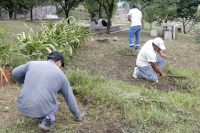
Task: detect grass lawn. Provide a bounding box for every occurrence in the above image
[0,20,200,132]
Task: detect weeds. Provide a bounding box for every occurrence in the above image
[68,70,200,132]
[117,48,137,57]
[164,64,200,92]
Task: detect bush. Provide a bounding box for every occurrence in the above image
[0,27,13,66]
[16,19,92,61]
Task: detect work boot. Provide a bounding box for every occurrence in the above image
[38,117,54,132]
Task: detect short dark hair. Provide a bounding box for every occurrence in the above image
[47,51,65,67]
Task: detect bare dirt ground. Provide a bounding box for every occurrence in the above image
[69,31,200,91]
[1,31,200,132]
[0,86,125,133]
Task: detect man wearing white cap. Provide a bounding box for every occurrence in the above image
[132,37,167,82]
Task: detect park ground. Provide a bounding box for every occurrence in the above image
[0,20,200,133]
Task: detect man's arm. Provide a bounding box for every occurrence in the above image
[60,77,82,120]
[151,62,166,78]
[157,50,167,58]
[12,62,30,84]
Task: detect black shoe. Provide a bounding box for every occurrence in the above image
[38,117,54,132]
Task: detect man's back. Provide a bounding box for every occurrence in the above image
[128,8,142,27]
[136,40,157,67]
[14,60,64,118]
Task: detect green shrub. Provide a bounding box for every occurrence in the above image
[0,27,13,65]
[16,19,92,61]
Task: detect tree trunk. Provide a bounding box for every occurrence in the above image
[9,11,13,20]
[98,4,102,19]
[142,12,144,29]
[65,10,70,24]
[0,7,2,17]
[142,19,144,29]
[150,22,152,30]
[106,15,111,34]
[13,0,17,20]
[30,7,33,21]
[182,20,186,34]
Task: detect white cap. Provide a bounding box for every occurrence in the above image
[153,37,166,50]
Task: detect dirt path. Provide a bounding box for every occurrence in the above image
[69,31,200,91]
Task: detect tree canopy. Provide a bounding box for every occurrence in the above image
[53,0,84,23]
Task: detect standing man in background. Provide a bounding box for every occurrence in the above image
[128,3,142,50]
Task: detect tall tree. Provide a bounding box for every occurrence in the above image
[156,0,177,23]
[96,0,103,19]
[53,0,84,24]
[0,0,15,19]
[22,0,48,21]
[0,0,47,20]
[143,4,158,30]
[176,0,199,34]
[84,0,99,19]
[102,0,117,34]
[25,0,39,21]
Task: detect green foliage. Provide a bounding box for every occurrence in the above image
[164,65,200,93]
[143,5,158,30]
[0,27,29,66]
[0,28,11,65]
[16,19,91,61]
[0,28,9,45]
[176,0,199,19]
[53,0,84,22]
[156,0,177,21]
[84,0,99,19]
[0,0,48,20]
[102,0,117,33]
[175,0,199,33]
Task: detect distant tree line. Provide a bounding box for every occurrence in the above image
[0,0,199,34]
[127,0,200,34]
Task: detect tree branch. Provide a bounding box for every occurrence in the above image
[102,1,109,16]
[69,0,76,10]
[106,0,111,6]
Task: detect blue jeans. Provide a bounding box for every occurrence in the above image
[129,25,142,48]
[137,54,166,82]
